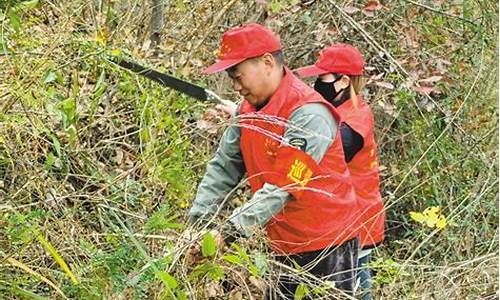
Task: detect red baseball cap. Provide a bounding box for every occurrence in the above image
[295,44,365,77]
[203,23,282,74]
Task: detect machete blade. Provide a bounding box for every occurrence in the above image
[116,59,211,101]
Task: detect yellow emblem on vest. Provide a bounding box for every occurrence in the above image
[287,159,313,187]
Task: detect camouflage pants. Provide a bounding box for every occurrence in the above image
[267,238,359,299]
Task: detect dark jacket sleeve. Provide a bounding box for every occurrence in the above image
[340,123,364,163]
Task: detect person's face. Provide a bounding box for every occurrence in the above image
[228,55,274,108]
[315,73,350,102]
[319,73,350,92]
[319,73,336,83]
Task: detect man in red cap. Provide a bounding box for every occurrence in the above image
[296,44,385,300]
[188,24,361,298]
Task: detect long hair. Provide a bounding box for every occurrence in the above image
[348,75,366,109]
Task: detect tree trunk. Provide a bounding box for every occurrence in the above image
[149,0,164,51]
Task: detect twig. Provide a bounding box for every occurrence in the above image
[4,256,70,300]
[181,0,238,68]
[404,0,477,25]
[392,41,485,195]
[327,0,409,78]
[92,232,171,240]
[327,0,430,125]
[0,92,16,114]
[97,203,146,220]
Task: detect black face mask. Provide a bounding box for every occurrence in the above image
[314,76,344,104]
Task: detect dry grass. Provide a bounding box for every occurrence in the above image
[0,0,498,299]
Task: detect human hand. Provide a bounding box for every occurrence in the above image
[215,99,237,116]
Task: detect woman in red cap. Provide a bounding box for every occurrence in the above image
[296,44,386,300]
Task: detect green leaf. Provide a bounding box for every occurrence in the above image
[0,40,9,55]
[231,243,250,262]
[175,289,188,300]
[36,234,79,284]
[294,283,310,300]
[201,232,216,257]
[71,71,79,98]
[44,152,54,171]
[145,211,184,233]
[9,285,52,300]
[49,134,61,157]
[221,255,241,264]
[175,0,186,12]
[12,0,39,11]
[208,264,224,281]
[190,262,225,281]
[254,253,268,276]
[156,271,178,289]
[110,49,122,56]
[248,263,258,277]
[66,125,77,147]
[44,71,57,84]
[59,98,77,129]
[7,9,21,33]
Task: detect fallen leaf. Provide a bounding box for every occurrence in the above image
[228,290,243,300]
[254,0,267,4]
[364,0,382,11]
[45,188,58,210]
[181,65,191,78]
[196,120,218,134]
[413,86,441,95]
[377,100,397,117]
[115,149,124,165]
[249,276,267,290]
[327,27,338,35]
[362,10,375,17]
[141,39,151,52]
[366,72,384,85]
[205,281,224,298]
[418,98,436,112]
[418,75,443,83]
[314,22,328,41]
[343,5,360,14]
[435,58,452,74]
[375,81,395,89]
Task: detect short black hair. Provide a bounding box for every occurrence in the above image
[226,50,285,75]
[271,50,285,65]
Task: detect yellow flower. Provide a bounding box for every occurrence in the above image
[436,215,447,229]
[410,206,447,230]
[96,30,106,46]
[409,211,426,223]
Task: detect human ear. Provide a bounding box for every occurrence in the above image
[334,75,350,91]
[260,53,276,74]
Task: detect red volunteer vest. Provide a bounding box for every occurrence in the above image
[337,96,385,248]
[239,68,359,255]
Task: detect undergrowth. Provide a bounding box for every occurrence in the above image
[0,0,498,299]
